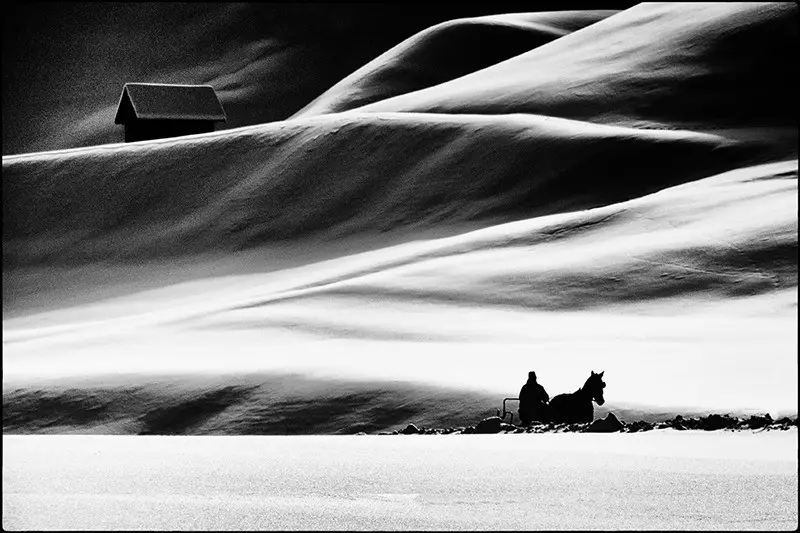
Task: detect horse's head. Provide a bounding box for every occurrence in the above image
[586,371,606,405]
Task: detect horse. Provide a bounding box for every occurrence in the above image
[537,370,606,424]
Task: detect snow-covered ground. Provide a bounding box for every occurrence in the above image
[3,431,797,530]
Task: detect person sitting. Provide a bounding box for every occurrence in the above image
[518,371,549,425]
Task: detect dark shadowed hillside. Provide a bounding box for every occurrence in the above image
[293,11,619,117]
[2,2,633,155]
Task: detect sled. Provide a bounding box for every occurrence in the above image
[496,397,519,425]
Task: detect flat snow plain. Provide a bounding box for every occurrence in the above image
[3,430,797,530]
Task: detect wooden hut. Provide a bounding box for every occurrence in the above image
[114,83,226,142]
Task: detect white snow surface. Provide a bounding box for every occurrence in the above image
[3,431,797,530]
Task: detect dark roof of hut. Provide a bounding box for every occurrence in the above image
[114,83,227,124]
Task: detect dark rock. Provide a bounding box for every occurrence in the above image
[463,426,475,434]
[767,417,795,431]
[626,420,654,433]
[670,419,686,430]
[699,414,737,431]
[668,415,691,429]
[683,417,700,430]
[474,416,503,434]
[586,413,624,433]
[746,414,772,429]
[402,424,420,435]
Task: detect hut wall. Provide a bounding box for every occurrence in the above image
[124,119,215,142]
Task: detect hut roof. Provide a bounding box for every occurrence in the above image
[114,83,227,124]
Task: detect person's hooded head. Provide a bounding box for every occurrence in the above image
[528,371,537,382]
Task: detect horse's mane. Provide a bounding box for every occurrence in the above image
[579,374,595,393]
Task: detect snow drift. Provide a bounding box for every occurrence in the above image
[2,3,797,434]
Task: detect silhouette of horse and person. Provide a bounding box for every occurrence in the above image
[511,370,606,425]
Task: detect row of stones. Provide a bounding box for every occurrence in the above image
[375,413,798,435]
